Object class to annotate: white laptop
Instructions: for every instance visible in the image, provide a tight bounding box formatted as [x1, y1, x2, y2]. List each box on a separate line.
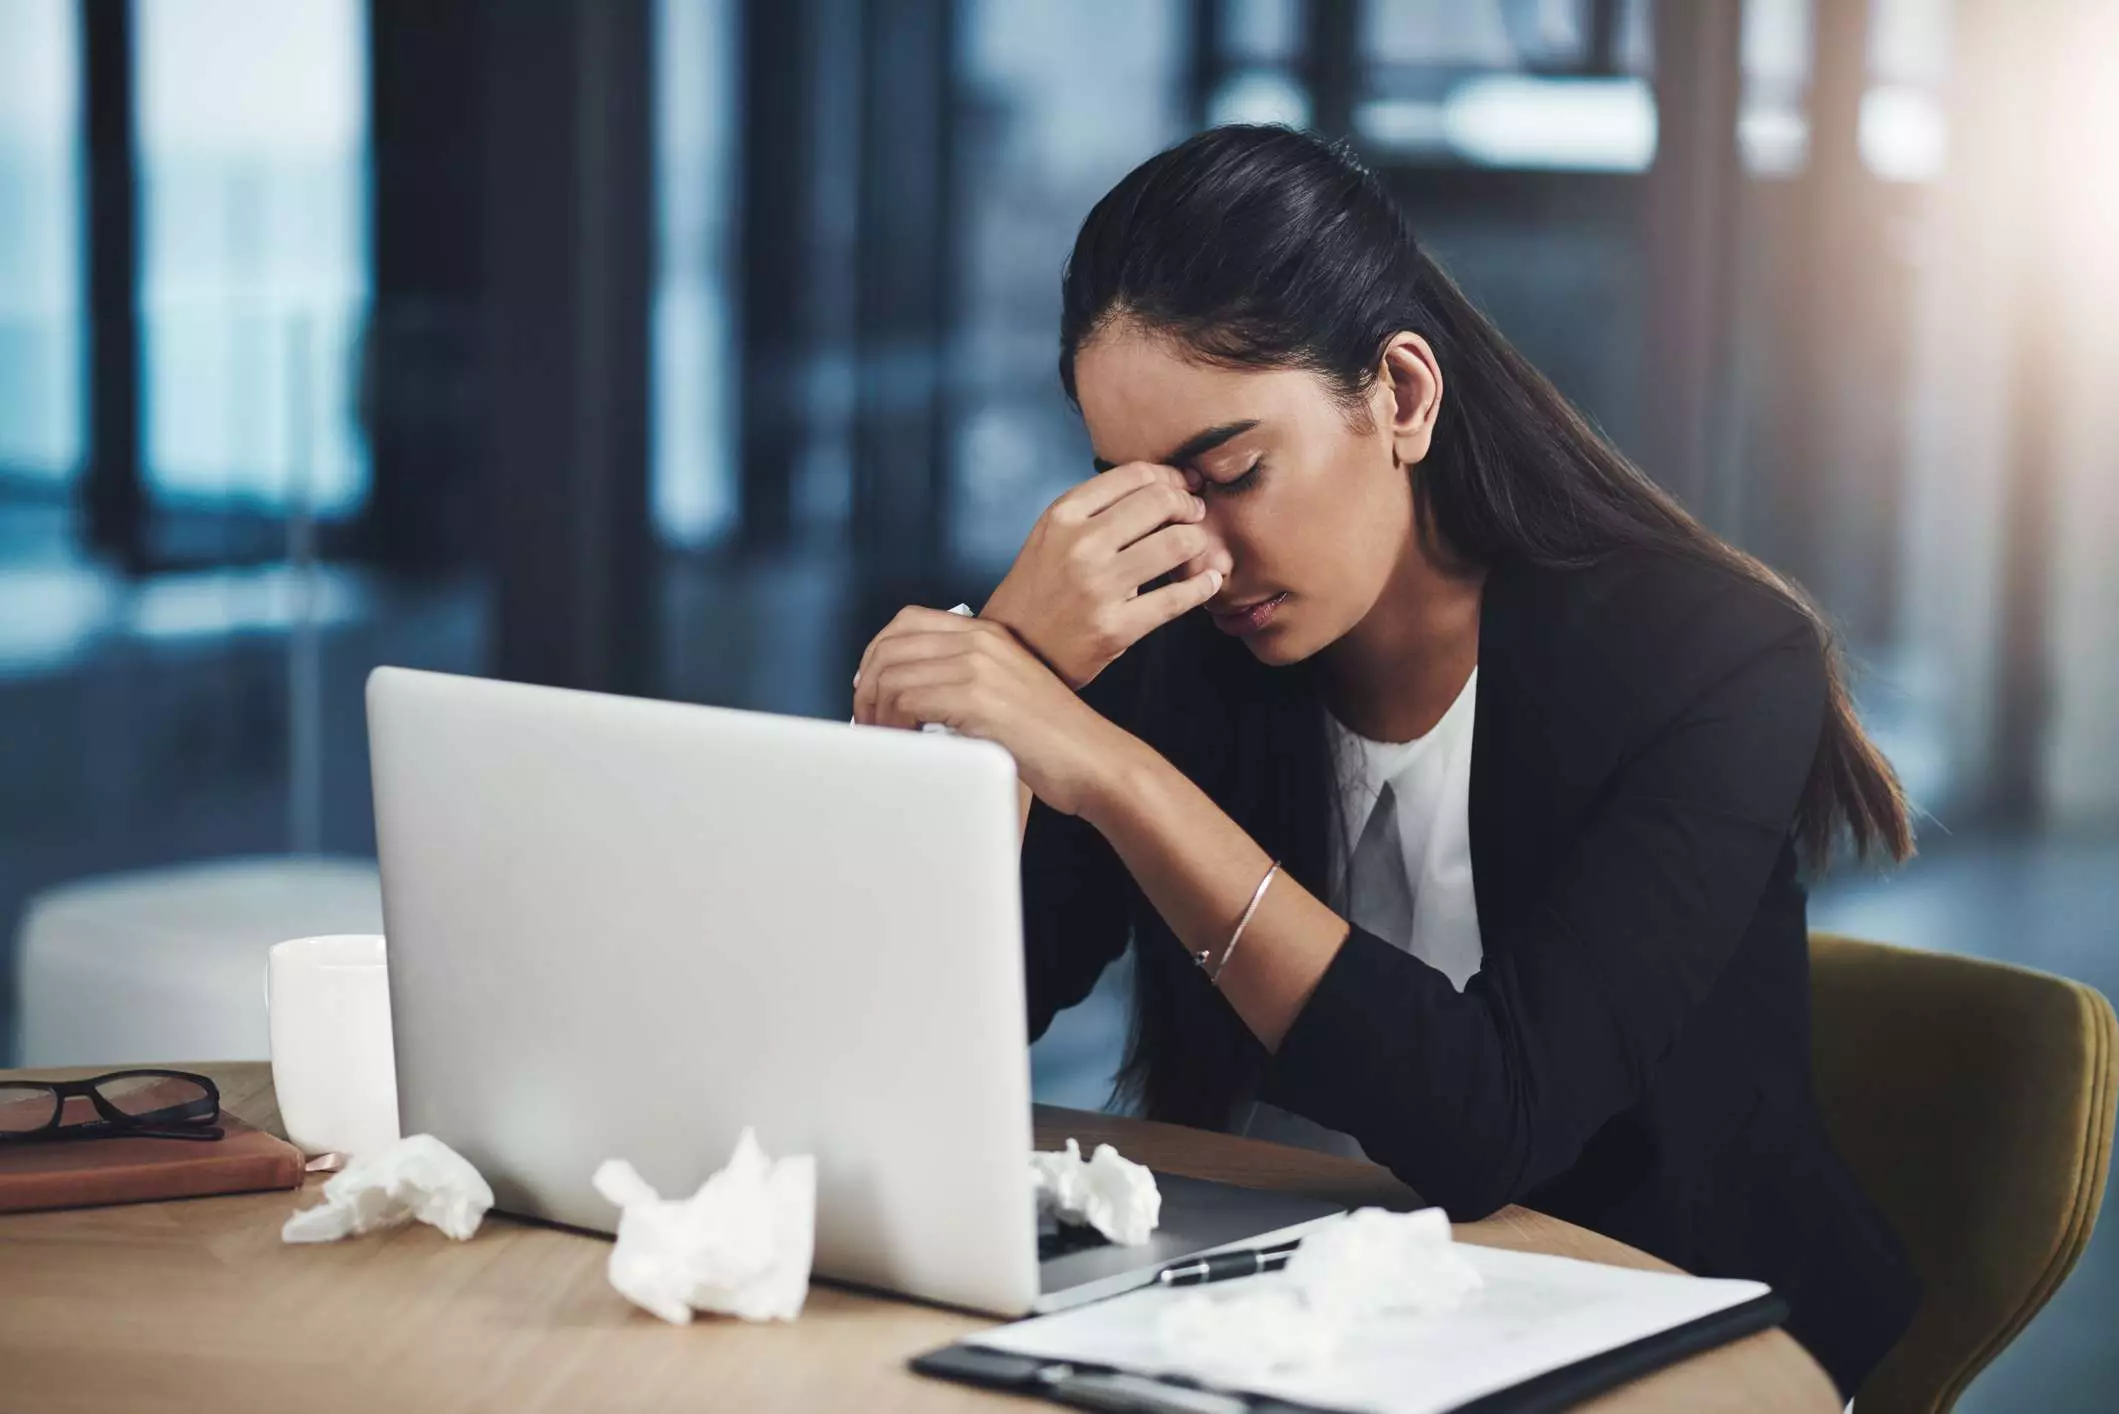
[366, 666, 1342, 1316]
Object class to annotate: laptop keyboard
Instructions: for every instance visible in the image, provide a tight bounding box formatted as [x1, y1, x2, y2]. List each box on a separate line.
[1037, 1223, 1113, 1261]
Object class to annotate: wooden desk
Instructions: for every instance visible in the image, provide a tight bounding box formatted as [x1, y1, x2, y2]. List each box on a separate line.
[0, 1063, 1836, 1413]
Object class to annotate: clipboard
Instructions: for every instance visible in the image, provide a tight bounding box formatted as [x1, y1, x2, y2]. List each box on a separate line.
[911, 1240, 1791, 1414]
[914, 1293, 1788, 1414]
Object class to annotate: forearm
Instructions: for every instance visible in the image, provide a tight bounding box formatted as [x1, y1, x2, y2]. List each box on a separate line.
[1080, 732, 1351, 1051]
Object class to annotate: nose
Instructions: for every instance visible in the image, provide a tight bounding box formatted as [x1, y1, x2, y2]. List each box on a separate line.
[1184, 510, 1235, 584]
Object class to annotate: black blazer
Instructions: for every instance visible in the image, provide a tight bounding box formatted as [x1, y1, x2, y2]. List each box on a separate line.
[1020, 549, 1920, 1399]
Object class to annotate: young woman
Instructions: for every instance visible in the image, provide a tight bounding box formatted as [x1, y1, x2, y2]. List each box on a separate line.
[851, 125, 1919, 1398]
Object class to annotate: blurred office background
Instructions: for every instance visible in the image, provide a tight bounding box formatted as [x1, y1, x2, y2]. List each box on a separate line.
[1, 0, 2114, 1404]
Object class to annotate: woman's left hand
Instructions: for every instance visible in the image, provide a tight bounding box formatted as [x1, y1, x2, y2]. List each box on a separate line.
[851, 607, 1129, 817]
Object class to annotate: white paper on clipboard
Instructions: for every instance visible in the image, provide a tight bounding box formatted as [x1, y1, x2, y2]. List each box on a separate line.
[967, 1241, 1773, 1414]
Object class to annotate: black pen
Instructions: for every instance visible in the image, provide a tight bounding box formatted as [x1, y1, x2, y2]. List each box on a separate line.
[1155, 1238, 1302, 1287]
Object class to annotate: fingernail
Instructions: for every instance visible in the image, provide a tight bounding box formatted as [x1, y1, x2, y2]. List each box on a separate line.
[852, 672, 861, 688]
[1192, 495, 1206, 514]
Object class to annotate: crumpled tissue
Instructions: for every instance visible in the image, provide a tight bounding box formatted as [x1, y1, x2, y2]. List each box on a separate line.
[282, 1133, 494, 1244]
[1031, 1137, 1162, 1246]
[1156, 1206, 1482, 1378]
[592, 1128, 817, 1325]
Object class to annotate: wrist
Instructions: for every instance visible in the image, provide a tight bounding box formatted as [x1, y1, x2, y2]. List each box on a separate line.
[1077, 725, 1160, 833]
[977, 608, 1080, 690]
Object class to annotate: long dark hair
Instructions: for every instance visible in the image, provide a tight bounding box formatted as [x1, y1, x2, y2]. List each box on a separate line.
[1056, 125, 1913, 1128]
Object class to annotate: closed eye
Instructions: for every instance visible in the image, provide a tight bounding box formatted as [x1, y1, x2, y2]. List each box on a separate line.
[1211, 459, 1264, 494]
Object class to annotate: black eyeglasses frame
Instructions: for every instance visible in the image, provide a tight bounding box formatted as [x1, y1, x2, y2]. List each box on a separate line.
[0, 1068, 224, 1144]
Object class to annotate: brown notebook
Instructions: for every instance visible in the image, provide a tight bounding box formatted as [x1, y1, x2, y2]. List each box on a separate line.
[0, 1092, 305, 1214]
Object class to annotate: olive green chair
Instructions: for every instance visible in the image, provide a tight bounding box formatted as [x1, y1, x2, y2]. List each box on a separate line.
[1809, 932, 2118, 1413]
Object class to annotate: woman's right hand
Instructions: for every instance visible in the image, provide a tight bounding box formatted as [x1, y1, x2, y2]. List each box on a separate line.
[979, 462, 1229, 690]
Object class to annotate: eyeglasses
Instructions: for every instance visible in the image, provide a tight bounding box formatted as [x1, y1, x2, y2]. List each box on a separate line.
[0, 1069, 223, 1143]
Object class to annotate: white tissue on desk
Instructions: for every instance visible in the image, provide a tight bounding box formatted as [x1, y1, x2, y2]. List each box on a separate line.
[1156, 1206, 1482, 1378]
[592, 1127, 817, 1325]
[281, 1133, 494, 1244]
[1031, 1137, 1162, 1246]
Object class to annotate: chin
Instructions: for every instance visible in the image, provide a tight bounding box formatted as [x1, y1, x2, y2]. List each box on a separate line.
[1239, 600, 1354, 668]
[1242, 622, 1317, 667]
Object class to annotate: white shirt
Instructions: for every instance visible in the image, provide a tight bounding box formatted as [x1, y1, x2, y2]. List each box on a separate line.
[1323, 665, 1483, 991]
[1238, 667, 1484, 1158]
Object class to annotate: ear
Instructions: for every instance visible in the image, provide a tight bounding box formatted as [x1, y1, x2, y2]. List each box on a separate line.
[1372, 332, 1443, 468]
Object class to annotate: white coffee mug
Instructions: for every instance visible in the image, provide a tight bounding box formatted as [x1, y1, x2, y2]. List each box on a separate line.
[267, 934, 401, 1159]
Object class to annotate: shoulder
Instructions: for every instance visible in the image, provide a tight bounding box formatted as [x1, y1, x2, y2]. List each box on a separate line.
[1491, 547, 1810, 651]
[1483, 547, 1826, 738]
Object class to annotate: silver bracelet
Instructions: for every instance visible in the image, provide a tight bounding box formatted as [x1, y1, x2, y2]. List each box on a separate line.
[1198, 860, 1280, 986]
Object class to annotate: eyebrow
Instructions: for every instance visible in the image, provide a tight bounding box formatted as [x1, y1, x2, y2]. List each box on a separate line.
[1092, 419, 1260, 474]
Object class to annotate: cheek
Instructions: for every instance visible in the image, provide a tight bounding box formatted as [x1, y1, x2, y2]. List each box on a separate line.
[1210, 504, 1326, 591]
[1276, 478, 1398, 592]
[1279, 461, 1409, 641]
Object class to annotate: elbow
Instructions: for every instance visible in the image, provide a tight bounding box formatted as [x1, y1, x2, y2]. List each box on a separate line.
[1369, 1123, 1536, 1223]
[1367, 1079, 1547, 1221]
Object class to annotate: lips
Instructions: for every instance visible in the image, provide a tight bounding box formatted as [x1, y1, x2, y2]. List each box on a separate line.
[1208, 591, 1289, 636]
